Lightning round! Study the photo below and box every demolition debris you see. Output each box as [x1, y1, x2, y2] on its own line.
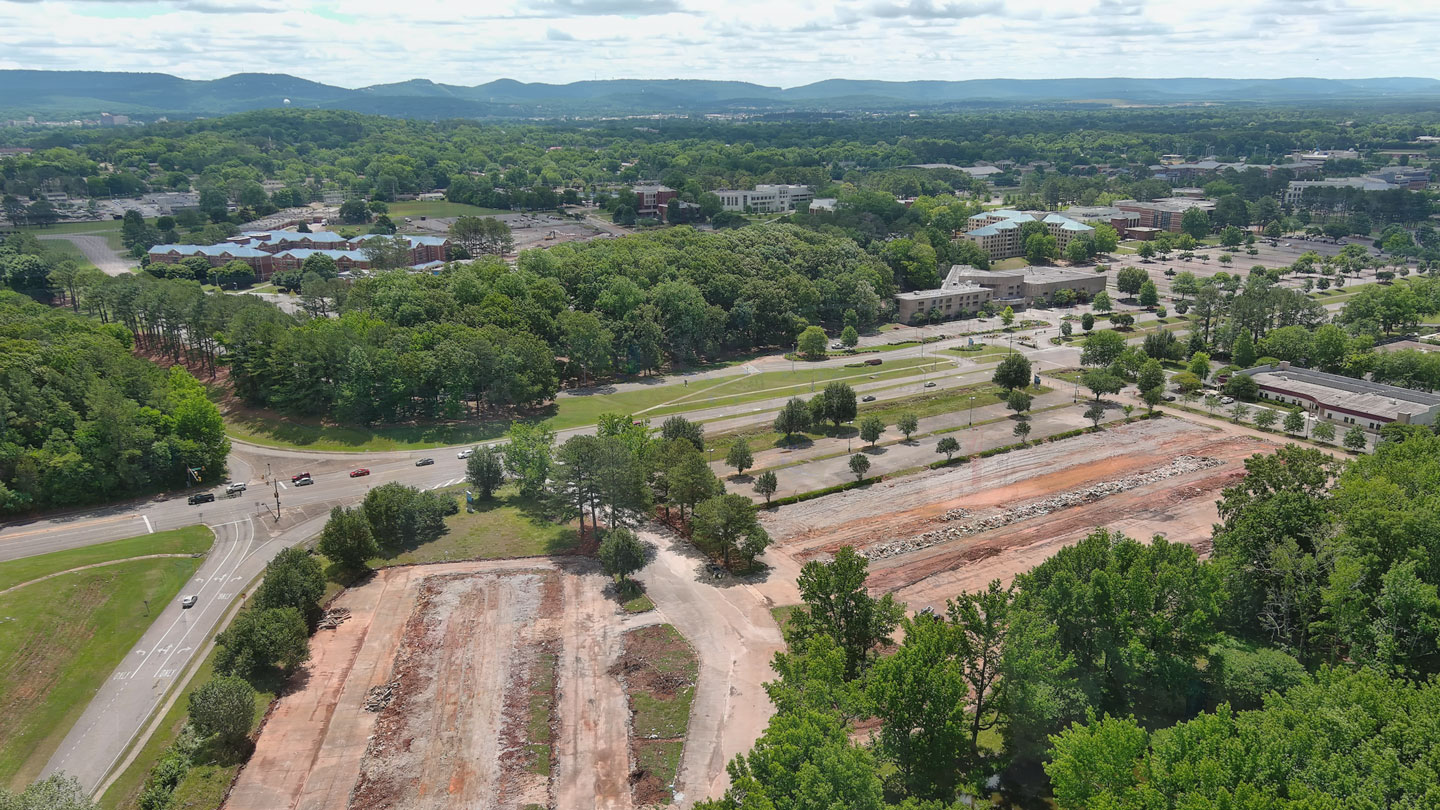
[363, 680, 399, 712]
[862, 455, 1224, 560]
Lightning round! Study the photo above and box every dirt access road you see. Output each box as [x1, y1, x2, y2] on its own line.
[225, 559, 636, 810]
[762, 418, 1279, 611]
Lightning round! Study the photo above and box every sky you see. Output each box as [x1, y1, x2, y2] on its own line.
[1, 0, 1438, 88]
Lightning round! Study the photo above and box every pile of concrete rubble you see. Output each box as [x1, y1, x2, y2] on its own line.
[363, 680, 400, 712]
[862, 455, 1223, 560]
[317, 607, 351, 630]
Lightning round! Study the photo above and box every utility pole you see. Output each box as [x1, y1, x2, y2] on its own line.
[272, 476, 281, 523]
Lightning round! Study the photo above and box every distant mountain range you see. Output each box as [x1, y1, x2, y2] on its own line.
[5, 71, 1440, 120]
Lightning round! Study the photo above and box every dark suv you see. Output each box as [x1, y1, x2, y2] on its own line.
[188, 492, 215, 505]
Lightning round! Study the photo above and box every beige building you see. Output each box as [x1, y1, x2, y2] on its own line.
[1236, 362, 1440, 430]
[895, 264, 1106, 322]
[958, 210, 1093, 260]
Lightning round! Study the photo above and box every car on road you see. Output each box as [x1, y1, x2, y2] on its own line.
[225, 482, 246, 496]
[181, 595, 198, 609]
[1220, 396, 1235, 405]
[923, 381, 937, 388]
[1164, 394, 1177, 401]
[457, 448, 474, 459]
[291, 472, 312, 484]
[187, 492, 215, 505]
[862, 395, 877, 402]
[349, 468, 370, 477]
[415, 457, 435, 466]
[294, 476, 315, 486]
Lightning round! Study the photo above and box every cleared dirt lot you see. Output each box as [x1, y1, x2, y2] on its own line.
[224, 559, 634, 810]
[761, 418, 1278, 610]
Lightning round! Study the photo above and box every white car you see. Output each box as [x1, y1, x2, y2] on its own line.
[181, 595, 198, 609]
[225, 482, 246, 496]
[458, 448, 475, 459]
[1220, 396, 1235, 405]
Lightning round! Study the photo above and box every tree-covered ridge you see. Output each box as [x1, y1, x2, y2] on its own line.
[0, 289, 230, 513]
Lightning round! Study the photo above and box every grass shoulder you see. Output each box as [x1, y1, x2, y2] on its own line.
[372, 485, 580, 567]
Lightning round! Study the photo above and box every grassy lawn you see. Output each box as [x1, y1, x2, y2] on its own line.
[0, 526, 211, 593]
[16, 219, 125, 236]
[992, 257, 1029, 270]
[376, 485, 579, 566]
[944, 344, 1010, 359]
[36, 236, 101, 271]
[387, 201, 509, 220]
[650, 358, 947, 416]
[0, 527, 214, 790]
[770, 604, 803, 634]
[526, 648, 559, 776]
[623, 624, 698, 806]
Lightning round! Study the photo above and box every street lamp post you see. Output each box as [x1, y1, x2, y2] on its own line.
[969, 396, 975, 426]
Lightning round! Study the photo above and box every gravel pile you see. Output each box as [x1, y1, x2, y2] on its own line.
[863, 455, 1223, 560]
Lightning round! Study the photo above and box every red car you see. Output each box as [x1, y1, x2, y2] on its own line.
[291, 472, 311, 484]
[349, 468, 370, 478]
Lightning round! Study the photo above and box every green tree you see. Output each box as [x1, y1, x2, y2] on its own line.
[753, 470, 778, 504]
[1082, 369, 1123, 402]
[1081, 329, 1127, 367]
[1006, 388, 1033, 417]
[1343, 425, 1367, 452]
[660, 415, 705, 451]
[466, 444, 506, 498]
[840, 324, 859, 348]
[1115, 266, 1148, 298]
[695, 709, 884, 810]
[812, 382, 858, 428]
[0, 774, 97, 810]
[215, 606, 310, 677]
[1232, 330, 1257, 367]
[1137, 358, 1165, 395]
[598, 527, 648, 583]
[1025, 232, 1058, 265]
[1013, 417, 1033, 443]
[1045, 712, 1149, 810]
[858, 415, 885, 447]
[503, 422, 555, 497]
[797, 325, 829, 359]
[1312, 421, 1336, 442]
[992, 352, 1032, 390]
[253, 546, 325, 624]
[362, 482, 452, 550]
[787, 546, 903, 678]
[1253, 408, 1279, 431]
[1283, 409, 1306, 436]
[867, 613, 969, 796]
[936, 436, 960, 461]
[1138, 279, 1159, 308]
[1180, 206, 1210, 239]
[849, 453, 871, 481]
[725, 442, 755, 476]
[665, 445, 719, 520]
[188, 675, 256, 751]
[948, 580, 1014, 755]
[1000, 305, 1015, 327]
[1187, 350, 1211, 381]
[691, 493, 770, 569]
[896, 411, 919, 441]
[1081, 312, 1096, 330]
[317, 505, 379, 572]
[773, 397, 812, 442]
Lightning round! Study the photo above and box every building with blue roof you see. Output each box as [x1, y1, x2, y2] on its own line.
[959, 210, 1093, 260]
[147, 228, 452, 279]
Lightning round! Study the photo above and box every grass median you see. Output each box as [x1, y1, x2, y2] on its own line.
[620, 624, 698, 807]
[0, 526, 214, 790]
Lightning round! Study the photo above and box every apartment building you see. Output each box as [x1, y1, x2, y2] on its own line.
[148, 231, 450, 279]
[958, 210, 1093, 260]
[714, 184, 813, 213]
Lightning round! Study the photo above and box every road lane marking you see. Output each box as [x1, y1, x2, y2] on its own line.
[0, 513, 133, 541]
[142, 515, 153, 534]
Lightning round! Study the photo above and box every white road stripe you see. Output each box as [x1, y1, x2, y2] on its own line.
[142, 515, 153, 534]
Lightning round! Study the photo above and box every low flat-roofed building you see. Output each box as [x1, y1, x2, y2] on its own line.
[1115, 198, 1216, 232]
[895, 264, 1105, 321]
[1236, 362, 1440, 429]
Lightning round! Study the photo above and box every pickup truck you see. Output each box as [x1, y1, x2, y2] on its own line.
[188, 492, 215, 505]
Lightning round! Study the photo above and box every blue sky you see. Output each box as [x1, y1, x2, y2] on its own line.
[1, 0, 1436, 87]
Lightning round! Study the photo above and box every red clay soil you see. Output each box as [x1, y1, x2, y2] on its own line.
[760, 419, 1278, 612]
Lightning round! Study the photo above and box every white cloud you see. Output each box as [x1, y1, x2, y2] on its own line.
[0, 0, 1435, 87]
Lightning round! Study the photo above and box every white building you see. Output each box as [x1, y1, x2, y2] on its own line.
[715, 184, 813, 213]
